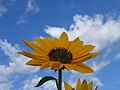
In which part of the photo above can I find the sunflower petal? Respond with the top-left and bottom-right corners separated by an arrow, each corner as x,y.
34,38 -> 50,52
81,80 -> 88,90
75,63 -> 94,74
64,64 -> 76,70
73,37 -> 80,42
43,38 -> 56,49
64,82 -> 72,90
69,41 -> 83,53
88,82 -> 93,90
17,52 -> 48,60
71,52 -> 100,64
40,61 -> 53,70
51,62 -> 63,70
73,45 -> 95,59
76,79 -> 81,90
59,32 -> 69,48
26,60 -> 45,66
23,40 -> 40,51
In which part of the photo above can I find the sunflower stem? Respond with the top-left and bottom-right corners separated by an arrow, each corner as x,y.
58,69 -> 62,90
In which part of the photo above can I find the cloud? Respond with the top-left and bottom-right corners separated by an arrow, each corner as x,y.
23,77 -> 57,90
0,4 -> 7,17
68,71 -> 103,88
44,14 -> 120,88
91,61 -> 110,72
16,16 -> 27,25
114,53 -> 120,60
26,0 -> 40,13
45,14 -> 120,51
0,39 -> 39,73
0,82 -> 12,90
0,39 -> 39,90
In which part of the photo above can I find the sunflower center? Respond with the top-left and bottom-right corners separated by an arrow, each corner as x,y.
48,47 -> 72,63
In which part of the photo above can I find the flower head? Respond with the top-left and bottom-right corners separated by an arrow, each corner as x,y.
18,32 -> 100,74
64,78 -> 98,90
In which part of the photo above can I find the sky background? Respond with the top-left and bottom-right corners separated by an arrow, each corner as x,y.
0,0 -> 120,90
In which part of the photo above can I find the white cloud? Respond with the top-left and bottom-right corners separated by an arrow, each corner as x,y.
69,71 -> 103,88
23,77 -> 57,90
0,39 -> 39,90
45,26 -> 66,38
26,0 -> 40,13
44,14 -> 120,88
0,4 -> 7,17
45,14 -> 120,51
91,61 -> 110,72
0,82 -> 12,90
0,39 -> 39,74
16,17 -> 27,25
114,53 -> 120,60
23,77 -> 41,90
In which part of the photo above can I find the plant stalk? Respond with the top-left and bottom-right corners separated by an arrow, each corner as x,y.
58,69 -> 62,90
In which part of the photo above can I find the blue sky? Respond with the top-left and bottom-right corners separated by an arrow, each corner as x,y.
0,0 -> 120,90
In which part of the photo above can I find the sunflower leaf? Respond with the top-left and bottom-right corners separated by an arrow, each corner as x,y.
35,76 -> 58,88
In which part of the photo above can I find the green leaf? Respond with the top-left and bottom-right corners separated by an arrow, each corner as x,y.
35,76 -> 58,88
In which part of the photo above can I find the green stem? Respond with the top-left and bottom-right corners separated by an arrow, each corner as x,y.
58,69 -> 62,90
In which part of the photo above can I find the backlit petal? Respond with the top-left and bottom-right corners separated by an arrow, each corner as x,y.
71,52 -> 100,64
75,63 -> 94,74
26,59 -> 46,66
17,52 -> 48,60
59,32 -> 69,48
64,64 -> 76,70
40,61 -> 53,70
64,82 -> 72,90
43,38 -> 56,49
34,38 -> 50,52
88,82 -> 93,90
73,45 -> 95,59
81,80 -> 88,90
76,79 -> 81,90
23,40 -> 41,51
51,62 -> 63,70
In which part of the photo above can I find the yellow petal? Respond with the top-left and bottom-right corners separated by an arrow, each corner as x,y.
81,80 -> 88,90
68,40 -> 81,51
73,45 -> 95,59
51,62 -> 63,70
71,52 -> 100,64
76,79 -> 81,90
69,41 -> 83,54
75,63 -> 94,74
59,32 -> 69,42
64,64 -> 76,70
26,60 -> 46,66
23,40 -> 41,51
64,82 -> 72,90
59,32 -> 69,48
43,38 -> 56,49
88,82 -> 93,90
40,61 -> 53,70
54,38 -> 61,47
73,37 -> 80,42
17,52 -> 48,60
66,37 -> 80,49
34,38 -> 50,52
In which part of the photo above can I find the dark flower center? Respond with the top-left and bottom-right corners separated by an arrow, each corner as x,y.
48,47 -> 72,63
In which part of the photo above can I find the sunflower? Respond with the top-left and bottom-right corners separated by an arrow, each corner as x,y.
64,78 -> 98,90
18,32 -> 100,74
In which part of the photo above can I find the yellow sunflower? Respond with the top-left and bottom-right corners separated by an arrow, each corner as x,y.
64,78 -> 98,90
18,32 -> 100,74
